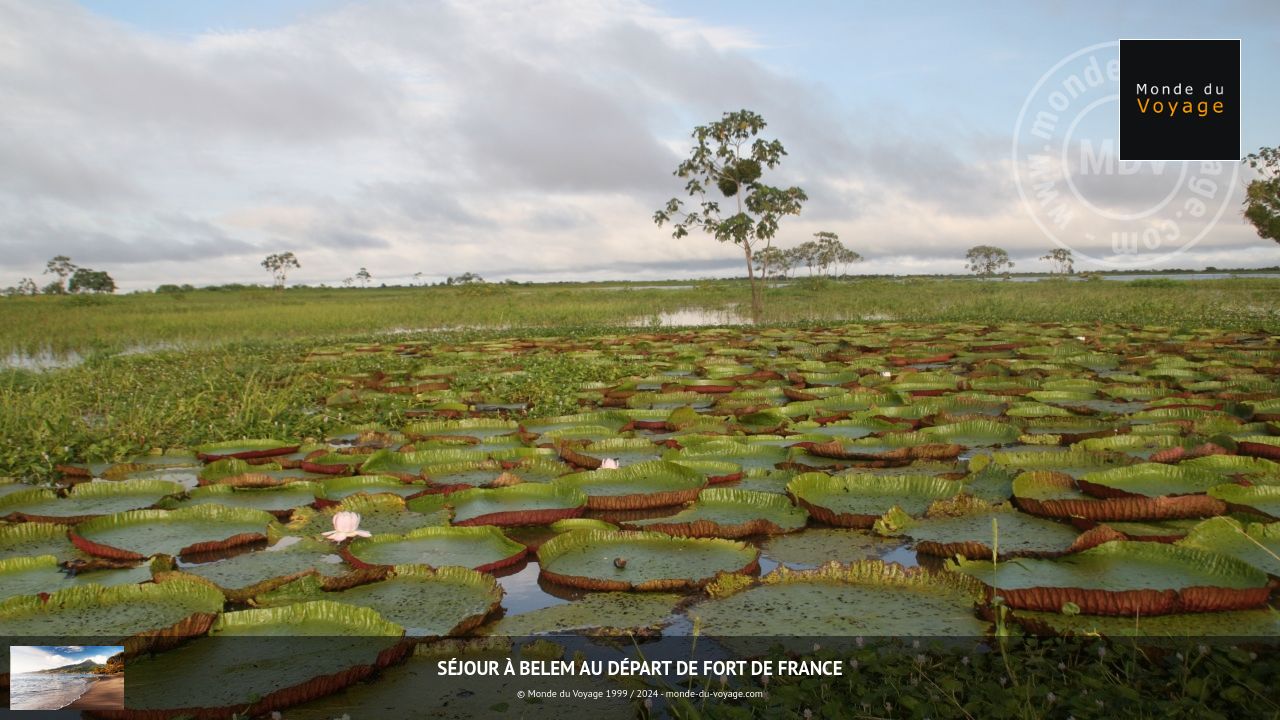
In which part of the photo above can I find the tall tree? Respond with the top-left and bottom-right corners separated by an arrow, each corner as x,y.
261,252 -> 300,290
355,267 -> 372,288
752,246 -> 787,279
654,110 -> 807,322
965,245 -> 1014,277
68,268 -> 116,294
1039,248 -> 1074,274
43,255 -> 77,294
1243,147 -> 1280,244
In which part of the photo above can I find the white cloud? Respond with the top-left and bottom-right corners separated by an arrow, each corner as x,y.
10,647 -> 75,674
0,0 -> 1272,292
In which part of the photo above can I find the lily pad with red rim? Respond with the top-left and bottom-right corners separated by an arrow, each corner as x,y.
407,483 -> 587,527
71,505 -> 280,561
343,526 -> 526,573
786,472 -> 962,528
253,564 -> 501,637
0,479 -> 184,523
949,540 -> 1272,615
194,439 -> 301,462
619,488 -> 808,538
552,460 -> 707,510
536,529 -> 759,591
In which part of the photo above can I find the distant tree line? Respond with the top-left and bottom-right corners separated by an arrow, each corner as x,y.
2,255 -> 116,297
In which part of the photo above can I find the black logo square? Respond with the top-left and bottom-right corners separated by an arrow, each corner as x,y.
1119,39 -> 1240,161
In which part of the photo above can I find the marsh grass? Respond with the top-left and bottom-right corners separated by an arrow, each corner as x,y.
1,278 -> 1277,358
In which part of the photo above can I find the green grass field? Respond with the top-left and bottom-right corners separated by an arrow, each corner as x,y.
2,277 -> 1278,358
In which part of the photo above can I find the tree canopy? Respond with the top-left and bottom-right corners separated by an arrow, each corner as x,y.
965,245 -> 1014,277
261,252 -> 300,290
654,109 -> 807,321
1243,147 -> 1280,244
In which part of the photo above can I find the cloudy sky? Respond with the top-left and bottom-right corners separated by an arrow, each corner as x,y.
2,0 -> 1278,291
10,645 -> 121,674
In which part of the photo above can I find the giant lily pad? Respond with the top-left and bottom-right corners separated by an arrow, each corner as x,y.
553,460 -> 707,510
169,481 -> 324,517
321,475 -> 429,500
917,420 -> 1020,446
1078,463 -> 1223,498
1177,517 -> 1280,576
688,561 -> 987,638
194,439 -> 301,461
537,530 -> 759,591
488,592 -> 684,636
949,540 -> 1272,615
761,529 -> 901,569
620,488 -> 808,538
0,480 -> 184,523
280,639 -> 627,720
289,494 -> 450,538
1209,483 -> 1280,519
0,522 -> 76,562
408,483 -> 587,526
344,526 -> 526,573
786,472 -> 962,528
116,601 -> 404,716
1013,606 -> 1280,638
0,576 -> 224,649
879,501 -> 1088,559
71,505 -> 279,561
162,537 -> 350,601
255,565 -> 501,637
0,554 -> 152,602
1013,470 -> 1226,521
359,449 -> 488,480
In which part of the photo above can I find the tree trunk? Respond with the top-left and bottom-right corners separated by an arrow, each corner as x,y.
743,244 -> 762,323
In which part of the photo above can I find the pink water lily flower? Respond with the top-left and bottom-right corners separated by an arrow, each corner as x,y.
601,458 -> 620,469
322,511 -> 372,542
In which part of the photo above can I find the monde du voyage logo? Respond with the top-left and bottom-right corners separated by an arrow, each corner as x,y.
1013,40 -> 1241,266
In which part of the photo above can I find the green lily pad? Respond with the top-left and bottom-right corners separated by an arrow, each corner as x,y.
688,561 -> 987,637
1079,463 -> 1223,497
950,540 -> 1271,615
290,494 -> 450,538
169,537 -> 349,600
0,522 -> 76,562
488,592 -> 683,636
882,503 -> 1083,559
917,420 -> 1020,446
1177,517 -> 1280,576
761,529 -> 902,569
553,460 -> 706,510
194,439 -> 301,461
345,526 -> 526,573
620,488 -> 808,537
72,505 -> 279,560
405,417 -> 519,439
537,530 -> 758,591
360,449 -> 489,479
0,555 -> 152,602
786,472 -> 962,528
0,575 -> 224,638
118,601 -> 403,714
255,565 -> 501,637
281,640 -> 628,720
408,483 -> 586,527
172,481 -> 324,514
1014,606 -> 1280,638
0,480 -> 184,521
1209,484 -> 1280,519
322,475 -> 429,500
